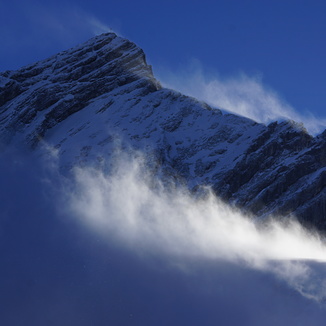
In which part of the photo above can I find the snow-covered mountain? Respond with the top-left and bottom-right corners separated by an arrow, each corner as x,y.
0,32 -> 325,230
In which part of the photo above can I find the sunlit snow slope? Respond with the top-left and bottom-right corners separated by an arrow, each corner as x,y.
0,32 -> 325,229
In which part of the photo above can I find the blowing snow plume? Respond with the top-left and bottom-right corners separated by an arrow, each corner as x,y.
157,62 -> 326,135
64,153 -> 326,302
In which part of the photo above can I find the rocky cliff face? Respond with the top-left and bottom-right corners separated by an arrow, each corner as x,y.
0,32 -> 325,230
0,33 -> 160,148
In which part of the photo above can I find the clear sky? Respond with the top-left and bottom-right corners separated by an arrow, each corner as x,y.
1,0 -> 325,133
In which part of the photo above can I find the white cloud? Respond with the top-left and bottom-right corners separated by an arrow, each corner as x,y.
65,153 -> 326,302
1,149 -> 325,326
156,60 -> 326,135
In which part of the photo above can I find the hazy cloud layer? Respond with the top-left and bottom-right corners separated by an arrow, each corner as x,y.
65,154 -> 326,302
1,150 -> 326,324
156,61 -> 326,135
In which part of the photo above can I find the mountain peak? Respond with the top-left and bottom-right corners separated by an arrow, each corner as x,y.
0,33 -> 325,231
0,32 -> 161,147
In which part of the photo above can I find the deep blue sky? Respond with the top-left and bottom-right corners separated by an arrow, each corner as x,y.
1,0 -> 325,127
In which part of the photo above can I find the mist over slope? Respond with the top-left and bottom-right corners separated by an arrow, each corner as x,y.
0,32 -> 326,325
0,32 -> 325,230
0,152 -> 326,325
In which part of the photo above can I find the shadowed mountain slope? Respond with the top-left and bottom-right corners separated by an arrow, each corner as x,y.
0,32 -> 325,230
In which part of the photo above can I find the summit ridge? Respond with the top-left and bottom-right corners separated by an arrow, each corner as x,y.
0,33 -> 325,230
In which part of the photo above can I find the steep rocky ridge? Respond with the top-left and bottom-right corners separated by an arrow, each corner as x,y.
0,32 -> 325,230
0,33 -> 160,148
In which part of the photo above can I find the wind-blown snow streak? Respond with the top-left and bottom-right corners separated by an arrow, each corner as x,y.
65,153 -> 326,302
157,62 -> 326,135
0,1 -> 112,66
